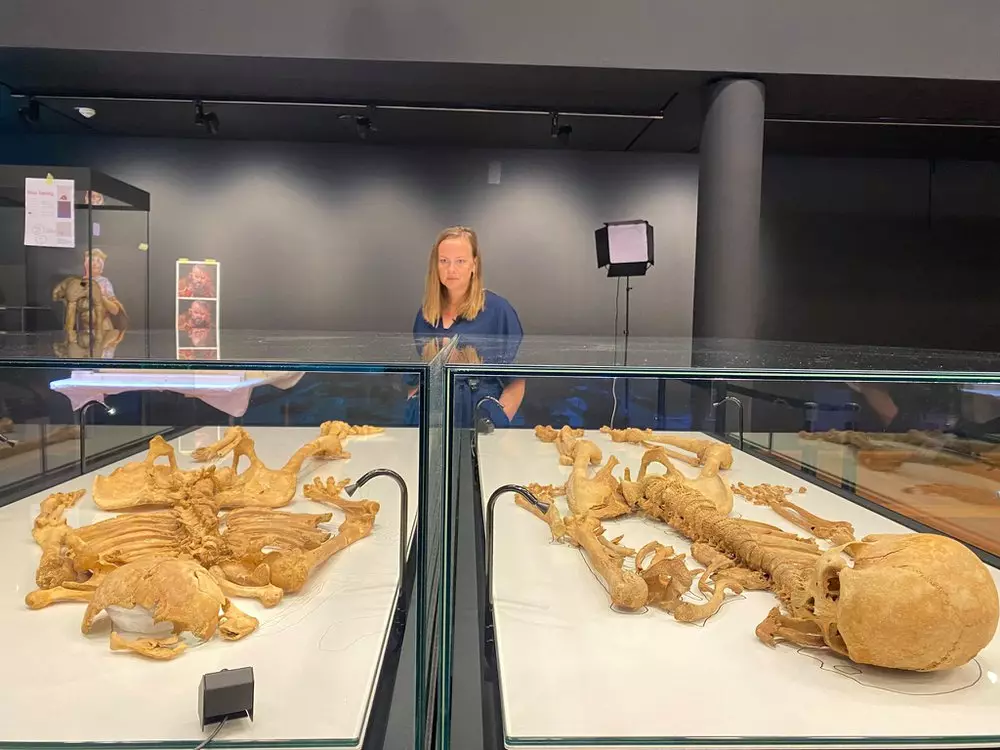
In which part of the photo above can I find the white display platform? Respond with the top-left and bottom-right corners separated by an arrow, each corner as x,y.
0,426 -> 418,748
478,429 -> 1000,749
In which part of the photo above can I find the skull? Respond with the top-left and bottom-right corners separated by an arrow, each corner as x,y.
81,557 -> 227,642
809,533 -> 999,671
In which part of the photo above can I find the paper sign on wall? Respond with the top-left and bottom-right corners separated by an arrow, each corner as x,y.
24,177 -> 76,248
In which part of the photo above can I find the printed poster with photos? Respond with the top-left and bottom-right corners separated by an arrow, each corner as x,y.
176,259 -> 220,360
24,177 -> 76,248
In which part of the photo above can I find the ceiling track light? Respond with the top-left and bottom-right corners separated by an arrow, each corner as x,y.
550,111 -> 573,145
10,93 -> 663,121
18,98 -> 40,126
194,100 -> 220,135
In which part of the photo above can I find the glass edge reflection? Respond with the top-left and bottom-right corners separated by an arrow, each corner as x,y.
504,735 -> 1000,747
444,364 -> 1000,383
0,358 -> 428,372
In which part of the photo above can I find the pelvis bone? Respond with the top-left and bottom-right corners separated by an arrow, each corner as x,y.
93,431 -> 346,510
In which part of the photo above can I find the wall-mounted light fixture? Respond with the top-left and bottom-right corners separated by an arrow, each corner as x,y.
550,112 -> 573,146
340,106 -> 378,140
18,98 -> 40,125
194,100 -> 220,135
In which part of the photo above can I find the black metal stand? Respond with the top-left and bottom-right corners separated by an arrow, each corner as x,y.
79,400 -> 115,474
712,394 -> 744,450
485,485 -> 544,626
621,278 -> 632,427
470,401 -> 511,750
475,396 -> 504,435
343,468 -> 415,750
623,276 -> 632,366
346,468 -> 409,604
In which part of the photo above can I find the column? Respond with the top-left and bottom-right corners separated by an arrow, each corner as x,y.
692,77 -> 766,341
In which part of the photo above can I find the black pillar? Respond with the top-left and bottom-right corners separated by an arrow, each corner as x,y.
692,78 -> 765,341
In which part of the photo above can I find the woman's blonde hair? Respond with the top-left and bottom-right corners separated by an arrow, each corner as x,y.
421,226 -> 485,325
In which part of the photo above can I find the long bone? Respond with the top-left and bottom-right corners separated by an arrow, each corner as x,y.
516,495 -> 647,611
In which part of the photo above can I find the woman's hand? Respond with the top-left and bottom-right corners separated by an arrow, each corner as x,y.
498,379 -> 526,422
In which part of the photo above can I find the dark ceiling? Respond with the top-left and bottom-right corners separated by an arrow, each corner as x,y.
2,48 -> 1000,159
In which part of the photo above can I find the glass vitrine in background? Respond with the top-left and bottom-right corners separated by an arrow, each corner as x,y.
0,332 -> 450,750
0,165 -> 149,357
726,377 -> 1000,558
443,335 -> 1000,750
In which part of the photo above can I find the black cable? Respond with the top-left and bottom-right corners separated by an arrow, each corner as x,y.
624,91 -> 679,152
194,717 -> 228,750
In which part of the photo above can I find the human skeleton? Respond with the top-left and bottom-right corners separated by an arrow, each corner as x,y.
25,422 -> 386,660
519,426 -> 999,672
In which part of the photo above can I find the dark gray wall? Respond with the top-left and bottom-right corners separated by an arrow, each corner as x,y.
0,135 -> 698,336
4,0 -> 1000,81
760,156 -> 1000,352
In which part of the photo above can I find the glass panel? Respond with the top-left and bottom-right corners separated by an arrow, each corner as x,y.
0,356 -> 432,750
0,330 -> 448,365
417,336 -> 453,749
0,166 -> 151,358
87,200 -> 150,352
729,379 -> 1000,559
0,366 -> 79,494
0,167 -> 93,337
455,334 -> 1000,376
446,365 -> 1000,749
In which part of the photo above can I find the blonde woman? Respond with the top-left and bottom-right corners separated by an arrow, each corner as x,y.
413,226 -> 524,425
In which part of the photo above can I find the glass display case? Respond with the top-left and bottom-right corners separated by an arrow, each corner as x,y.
0,331 -> 451,750
0,165 -> 150,357
443,335 -> 1000,750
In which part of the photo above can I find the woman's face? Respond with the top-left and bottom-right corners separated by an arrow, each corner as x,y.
437,236 -> 475,299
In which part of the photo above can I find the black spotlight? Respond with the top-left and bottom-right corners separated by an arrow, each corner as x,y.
339,107 -> 377,140
18,98 -> 40,126
194,100 -> 220,136
550,112 -> 572,146
355,115 -> 374,139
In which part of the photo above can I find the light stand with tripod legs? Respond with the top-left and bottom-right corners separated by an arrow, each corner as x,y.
596,219 -> 654,427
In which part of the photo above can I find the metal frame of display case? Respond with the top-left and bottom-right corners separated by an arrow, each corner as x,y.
0,336 -> 454,750
442,356 -> 1000,750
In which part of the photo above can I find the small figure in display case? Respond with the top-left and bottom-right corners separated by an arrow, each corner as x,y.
51,248 -> 129,355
